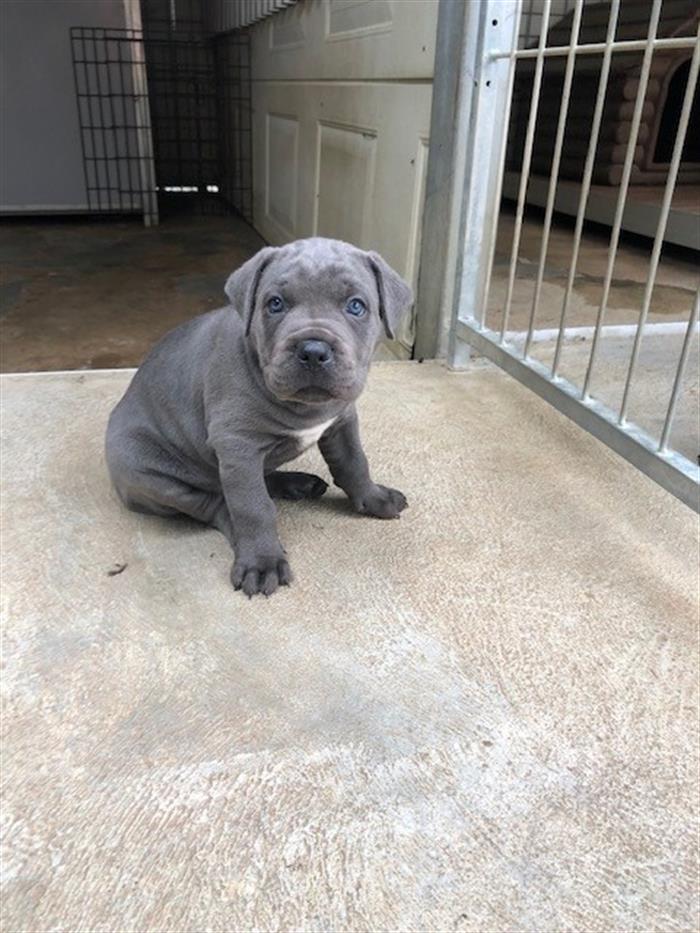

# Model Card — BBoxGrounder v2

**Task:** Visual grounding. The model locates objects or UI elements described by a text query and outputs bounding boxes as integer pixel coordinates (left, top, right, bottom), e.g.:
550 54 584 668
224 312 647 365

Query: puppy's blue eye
267 296 285 314
346 297 367 317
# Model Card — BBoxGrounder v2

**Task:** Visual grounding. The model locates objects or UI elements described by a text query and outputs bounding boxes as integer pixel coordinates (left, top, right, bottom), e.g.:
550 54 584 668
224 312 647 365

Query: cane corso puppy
106 237 413 596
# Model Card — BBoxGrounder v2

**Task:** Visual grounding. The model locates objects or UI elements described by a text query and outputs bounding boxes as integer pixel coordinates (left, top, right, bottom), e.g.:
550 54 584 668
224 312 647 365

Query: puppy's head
225 238 413 405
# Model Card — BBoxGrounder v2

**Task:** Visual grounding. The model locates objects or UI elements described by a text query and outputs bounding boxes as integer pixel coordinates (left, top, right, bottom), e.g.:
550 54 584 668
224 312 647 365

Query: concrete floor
2 362 698 933
489 209 699 333
484 209 700 465
0 214 264 372
2 209 698 375
503 329 700 463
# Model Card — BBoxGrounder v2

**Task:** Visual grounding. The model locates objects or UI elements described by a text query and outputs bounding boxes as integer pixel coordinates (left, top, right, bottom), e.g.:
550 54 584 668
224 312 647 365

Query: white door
249 0 438 356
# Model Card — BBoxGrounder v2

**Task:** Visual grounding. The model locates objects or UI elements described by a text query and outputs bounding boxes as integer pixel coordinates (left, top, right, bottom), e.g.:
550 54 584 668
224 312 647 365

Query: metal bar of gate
479 13 522 329
491 35 698 59
448 0 700 513
618 28 700 424
552 0 621 378
659 291 700 454
582 0 662 400
500 0 551 341
453 0 522 342
523 0 584 358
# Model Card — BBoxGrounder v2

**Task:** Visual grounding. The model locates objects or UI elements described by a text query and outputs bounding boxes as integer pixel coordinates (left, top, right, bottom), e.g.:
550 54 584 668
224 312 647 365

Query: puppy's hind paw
265 471 328 501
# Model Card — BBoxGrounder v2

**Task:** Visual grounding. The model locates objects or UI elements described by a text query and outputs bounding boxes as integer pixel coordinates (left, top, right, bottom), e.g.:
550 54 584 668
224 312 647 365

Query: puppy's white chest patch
293 418 335 450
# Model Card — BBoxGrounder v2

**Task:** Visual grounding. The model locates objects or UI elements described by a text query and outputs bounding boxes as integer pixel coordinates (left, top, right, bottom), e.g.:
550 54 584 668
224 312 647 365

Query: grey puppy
106 237 413 597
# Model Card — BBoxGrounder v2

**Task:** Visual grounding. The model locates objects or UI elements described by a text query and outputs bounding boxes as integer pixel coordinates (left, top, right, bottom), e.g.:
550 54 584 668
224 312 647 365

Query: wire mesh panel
141 0 220 215
450 0 700 511
142 31 221 212
71 27 158 224
142 0 253 219
71 5 253 223
215 30 253 222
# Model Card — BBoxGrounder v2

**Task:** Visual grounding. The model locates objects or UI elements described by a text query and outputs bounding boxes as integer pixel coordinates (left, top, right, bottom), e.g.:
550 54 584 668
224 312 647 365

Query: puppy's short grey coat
106 237 413 596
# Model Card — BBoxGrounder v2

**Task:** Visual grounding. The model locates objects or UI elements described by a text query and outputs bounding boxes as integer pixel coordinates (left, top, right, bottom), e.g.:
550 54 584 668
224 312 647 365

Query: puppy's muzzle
296 338 334 369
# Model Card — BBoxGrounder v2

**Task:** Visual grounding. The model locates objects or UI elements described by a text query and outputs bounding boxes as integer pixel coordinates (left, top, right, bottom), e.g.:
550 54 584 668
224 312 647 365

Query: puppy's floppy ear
224 246 278 335
367 251 413 340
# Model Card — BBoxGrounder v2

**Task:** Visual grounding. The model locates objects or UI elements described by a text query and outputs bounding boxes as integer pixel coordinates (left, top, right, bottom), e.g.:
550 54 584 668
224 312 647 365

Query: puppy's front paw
230 550 292 597
353 484 408 519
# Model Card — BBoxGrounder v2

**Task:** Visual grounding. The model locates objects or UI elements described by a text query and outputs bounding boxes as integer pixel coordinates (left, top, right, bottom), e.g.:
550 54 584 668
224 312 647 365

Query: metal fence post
446 1 522 369
412 0 473 361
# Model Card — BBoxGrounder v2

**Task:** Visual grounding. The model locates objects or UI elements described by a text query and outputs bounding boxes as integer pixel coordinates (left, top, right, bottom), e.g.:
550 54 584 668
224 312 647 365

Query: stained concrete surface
2 209 698 375
1 362 698 933
0 214 264 372
0 214 403 372
489 210 699 333
503 329 700 463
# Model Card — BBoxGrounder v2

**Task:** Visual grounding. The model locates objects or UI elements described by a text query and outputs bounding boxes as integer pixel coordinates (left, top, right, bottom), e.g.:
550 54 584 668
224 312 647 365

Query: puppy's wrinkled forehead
259 241 374 302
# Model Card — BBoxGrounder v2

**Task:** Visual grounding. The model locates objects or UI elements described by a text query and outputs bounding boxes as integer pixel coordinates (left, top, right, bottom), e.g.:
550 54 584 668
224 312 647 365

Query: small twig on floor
107 562 127 576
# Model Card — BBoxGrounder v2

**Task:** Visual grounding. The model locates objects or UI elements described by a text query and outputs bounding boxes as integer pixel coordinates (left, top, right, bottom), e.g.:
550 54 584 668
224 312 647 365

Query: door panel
252 80 432 351
260 0 437 80
266 113 300 237
316 122 377 244
250 0 437 355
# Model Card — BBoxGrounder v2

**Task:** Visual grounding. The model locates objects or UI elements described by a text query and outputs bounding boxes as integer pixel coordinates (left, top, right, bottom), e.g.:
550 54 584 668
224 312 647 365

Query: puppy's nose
296 339 334 367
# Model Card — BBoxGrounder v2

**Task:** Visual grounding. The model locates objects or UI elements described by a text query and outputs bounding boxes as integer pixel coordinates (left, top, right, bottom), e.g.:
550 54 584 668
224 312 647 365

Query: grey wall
0 0 129 212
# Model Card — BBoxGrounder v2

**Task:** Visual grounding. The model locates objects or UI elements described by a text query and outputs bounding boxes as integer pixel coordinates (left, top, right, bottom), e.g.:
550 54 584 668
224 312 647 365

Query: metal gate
448 0 699 511
71 26 159 224
71 19 252 224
